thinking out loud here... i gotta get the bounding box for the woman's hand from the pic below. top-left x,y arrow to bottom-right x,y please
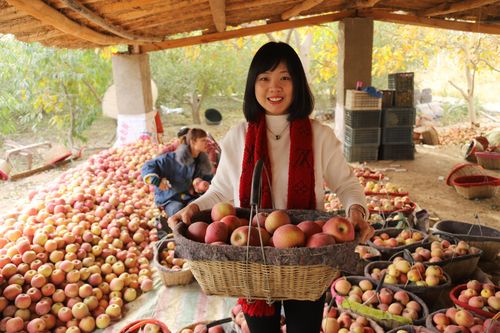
167,203 -> 200,230
348,205 -> 374,244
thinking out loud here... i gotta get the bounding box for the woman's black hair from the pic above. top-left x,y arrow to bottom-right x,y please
243,42 -> 314,122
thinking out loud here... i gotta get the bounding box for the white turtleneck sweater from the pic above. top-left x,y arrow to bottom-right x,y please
192,114 -> 367,215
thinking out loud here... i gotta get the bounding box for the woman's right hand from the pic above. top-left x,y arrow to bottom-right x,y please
167,203 -> 200,230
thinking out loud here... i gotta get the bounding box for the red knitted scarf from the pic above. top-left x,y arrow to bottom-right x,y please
238,114 -> 316,317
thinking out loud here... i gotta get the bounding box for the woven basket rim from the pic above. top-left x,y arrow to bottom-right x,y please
433,220 -> 500,242
445,163 -> 487,186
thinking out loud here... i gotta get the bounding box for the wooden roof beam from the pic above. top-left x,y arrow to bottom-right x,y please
5,0 -> 132,45
421,0 -> 499,17
143,10 -> 355,52
360,9 -> 500,35
281,0 -> 325,20
209,0 -> 226,32
354,0 -> 384,9
59,0 -> 165,42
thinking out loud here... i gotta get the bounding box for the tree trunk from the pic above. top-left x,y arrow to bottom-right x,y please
62,82 -> 75,148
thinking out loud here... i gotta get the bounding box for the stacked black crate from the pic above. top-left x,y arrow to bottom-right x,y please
343,90 -> 382,162
380,73 -> 416,160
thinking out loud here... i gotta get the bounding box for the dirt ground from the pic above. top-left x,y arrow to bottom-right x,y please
1,115 -> 499,228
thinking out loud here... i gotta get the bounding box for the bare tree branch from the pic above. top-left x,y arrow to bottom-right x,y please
448,80 -> 468,100
478,58 -> 500,72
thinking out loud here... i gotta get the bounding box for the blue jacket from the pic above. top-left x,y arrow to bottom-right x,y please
141,144 -> 212,208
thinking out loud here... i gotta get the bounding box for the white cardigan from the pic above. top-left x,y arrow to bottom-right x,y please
193,114 -> 367,215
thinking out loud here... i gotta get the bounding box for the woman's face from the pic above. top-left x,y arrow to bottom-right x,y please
191,136 -> 208,153
254,62 -> 293,115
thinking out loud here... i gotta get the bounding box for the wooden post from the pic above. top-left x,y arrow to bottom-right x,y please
335,18 -> 374,144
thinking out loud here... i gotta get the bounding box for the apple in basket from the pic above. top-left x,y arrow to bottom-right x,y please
211,202 -> 236,221
272,224 -> 305,248
322,217 -> 355,243
251,212 -> 269,228
264,210 -> 291,234
230,226 -> 262,246
306,233 -> 336,248
297,220 -> 322,238
187,222 -> 209,243
205,222 -> 229,244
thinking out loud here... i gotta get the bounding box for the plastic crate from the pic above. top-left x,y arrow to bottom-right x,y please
345,90 -> 382,110
382,107 -> 416,127
379,144 -> 415,160
395,90 -> 414,107
344,143 -> 379,162
381,90 -> 395,108
388,72 -> 414,91
344,126 -> 381,145
344,109 -> 381,128
381,127 -> 414,144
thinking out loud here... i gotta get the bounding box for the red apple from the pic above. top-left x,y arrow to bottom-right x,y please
230,226 -> 261,247
272,224 -> 305,248
297,220 -> 322,238
220,215 -> 241,234
305,233 -> 336,248
204,222 -> 229,244
211,202 -> 236,221
323,217 -> 355,243
186,222 -> 209,243
251,212 -> 268,228
264,210 -> 291,234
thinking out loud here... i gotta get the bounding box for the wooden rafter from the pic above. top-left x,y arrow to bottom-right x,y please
360,9 -> 500,35
354,0 -> 384,9
208,0 -> 226,32
5,0 -> 132,45
281,0 -> 325,20
142,11 -> 355,52
421,0 -> 499,17
59,0 -> 164,42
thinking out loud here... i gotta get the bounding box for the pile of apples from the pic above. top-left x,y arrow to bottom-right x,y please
369,259 -> 448,287
431,307 -> 499,333
455,280 -> 499,314
321,306 -> 380,333
353,168 -> 384,180
364,181 -> 406,195
370,229 -> 426,248
184,203 -> 356,248
332,278 -> 424,321
355,245 -> 381,261
0,139 -> 163,332
366,195 -> 414,213
394,240 -> 481,263
324,193 -> 343,213
158,241 -> 188,271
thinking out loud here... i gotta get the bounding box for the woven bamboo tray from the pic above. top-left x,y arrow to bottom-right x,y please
174,208 -> 359,301
331,276 -> 429,330
363,261 -> 452,304
433,220 -> 500,261
153,238 -> 194,287
476,151 -> 500,170
366,228 -> 429,260
451,175 -> 500,199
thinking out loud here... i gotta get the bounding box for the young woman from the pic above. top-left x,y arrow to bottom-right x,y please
141,128 -> 212,217
168,42 -> 374,333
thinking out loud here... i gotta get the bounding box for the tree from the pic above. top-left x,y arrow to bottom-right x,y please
0,36 -> 113,146
150,40 -> 252,124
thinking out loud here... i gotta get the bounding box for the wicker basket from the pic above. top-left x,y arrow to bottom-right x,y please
345,90 -> 382,110
389,242 -> 482,283
445,163 -> 488,186
476,151 -> 500,170
174,208 -> 359,302
433,220 -> 500,261
153,238 -> 194,287
331,276 -> 429,329
366,228 -> 429,260
451,175 -> 500,199
363,261 -> 452,304
449,284 -> 499,318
